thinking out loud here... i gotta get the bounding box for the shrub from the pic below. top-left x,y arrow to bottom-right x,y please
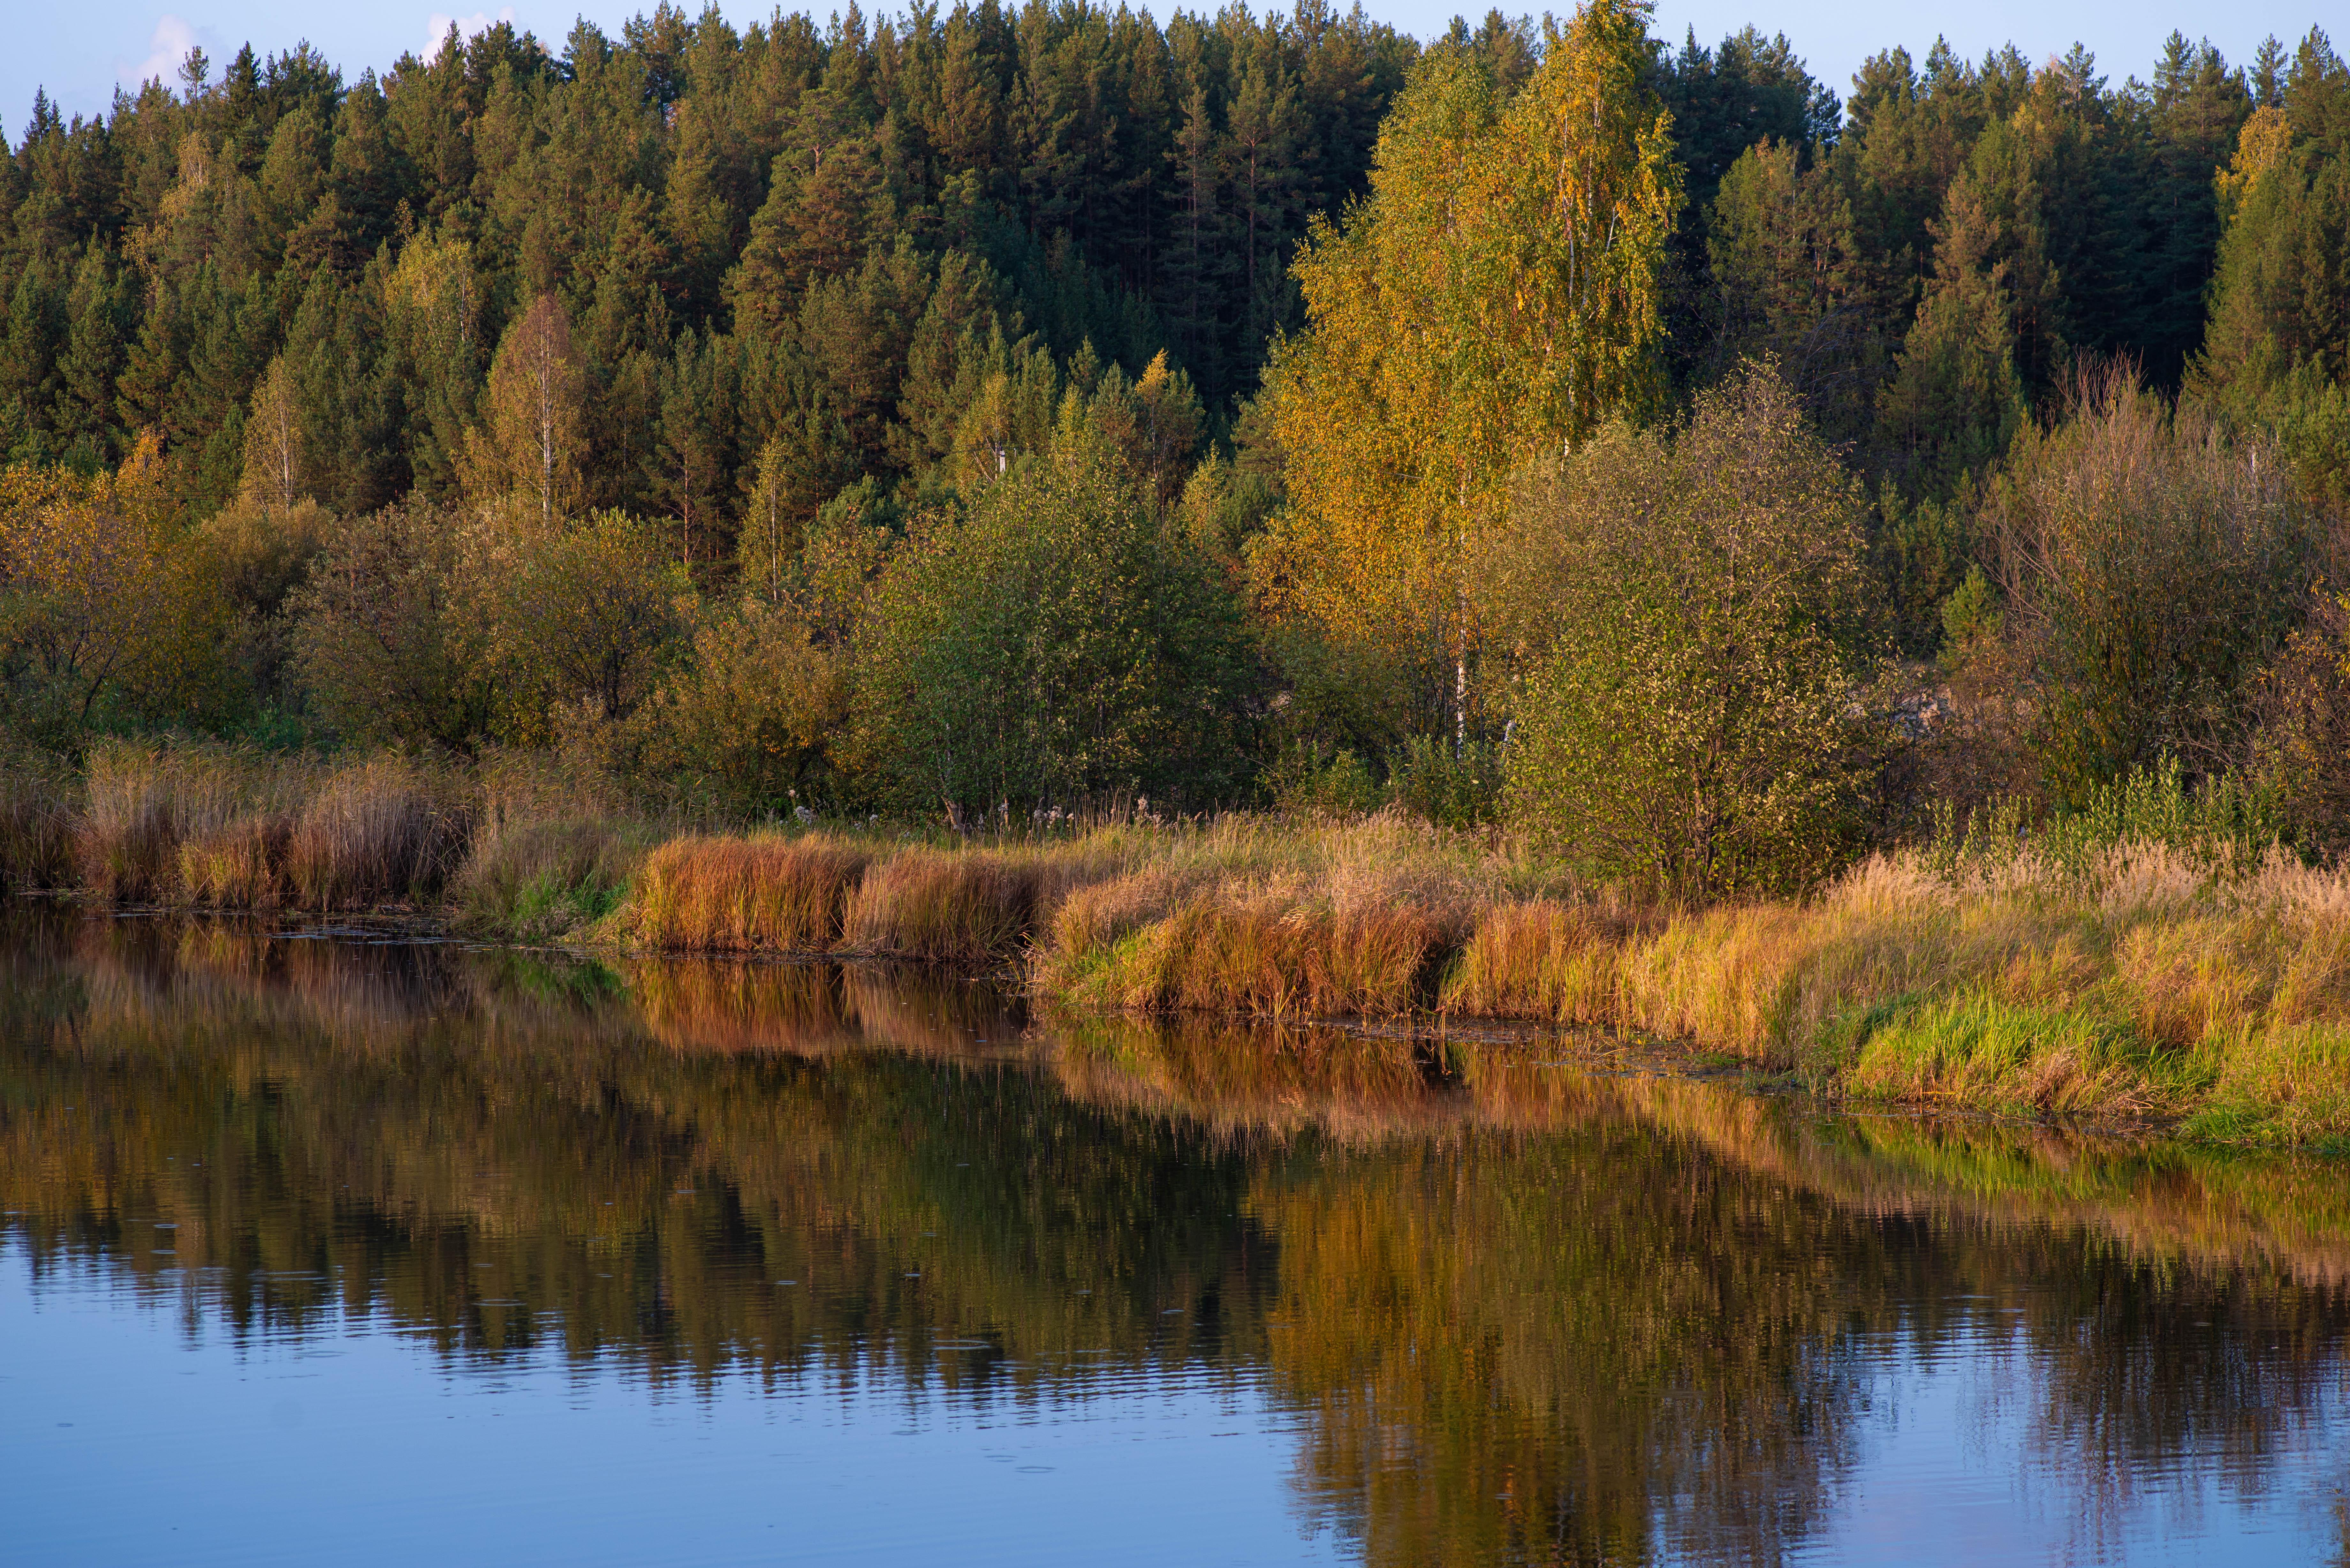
480,509 -> 687,741
1507,363 -> 1877,899
849,428 -> 1252,817
1264,741 -> 1381,819
196,496 -> 330,718
289,501 -> 496,749
1975,365 -> 2316,802
1387,735 -> 1502,830
626,598 -> 845,816
2256,589 -> 2350,852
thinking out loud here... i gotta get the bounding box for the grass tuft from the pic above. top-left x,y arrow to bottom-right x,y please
629,834 -> 870,951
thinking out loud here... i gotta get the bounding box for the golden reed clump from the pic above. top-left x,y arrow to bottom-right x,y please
632,836 -> 872,951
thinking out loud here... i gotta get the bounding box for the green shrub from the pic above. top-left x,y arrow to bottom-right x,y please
1388,735 -> 1501,829
849,423 -> 1253,817
1265,741 -> 1381,818
1507,363 -> 1877,898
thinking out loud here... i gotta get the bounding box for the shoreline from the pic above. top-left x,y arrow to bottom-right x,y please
11,879 -> 2329,1156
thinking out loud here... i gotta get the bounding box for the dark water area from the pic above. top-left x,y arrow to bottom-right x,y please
6,907 -> 2350,1566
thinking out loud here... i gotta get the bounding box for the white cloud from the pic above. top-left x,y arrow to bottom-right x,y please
425,8 -> 519,59
118,14 -> 198,95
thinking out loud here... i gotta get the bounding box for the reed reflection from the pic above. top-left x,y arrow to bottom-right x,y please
4,907 -> 2347,1565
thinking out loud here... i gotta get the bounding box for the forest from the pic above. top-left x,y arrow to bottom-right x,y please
1,0 -> 2348,901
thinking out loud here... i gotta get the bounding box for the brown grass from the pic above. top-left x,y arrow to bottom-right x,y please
1025,830 -> 2350,1140
842,847 -> 1047,963
632,835 -> 871,951
30,740 -> 2350,1143
57,739 -> 467,912
78,741 -> 314,903
0,750 -> 80,890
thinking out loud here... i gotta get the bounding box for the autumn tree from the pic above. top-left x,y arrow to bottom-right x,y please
1253,0 -> 1680,747
460,294 -> 586,528
289,500 -> 497,748
1976,366 -> 2316,801
239,356 -> 305,508
0,433 -> 232,734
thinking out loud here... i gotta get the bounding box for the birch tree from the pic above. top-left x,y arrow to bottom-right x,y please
1253,0 -> 1680,745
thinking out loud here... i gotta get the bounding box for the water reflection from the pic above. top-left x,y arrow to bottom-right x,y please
5,905 -> 2349,1565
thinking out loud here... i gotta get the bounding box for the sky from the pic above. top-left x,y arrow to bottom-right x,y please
3,0 -> 2335,146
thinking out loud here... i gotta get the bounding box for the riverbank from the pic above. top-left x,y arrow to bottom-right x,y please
6,739 -> 2347,1149
623,818 -> 2349,1149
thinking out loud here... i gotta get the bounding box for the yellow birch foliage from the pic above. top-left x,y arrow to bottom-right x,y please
1253,0 -> 1679,724
0,431 -> 230,726
459,294 -> 586,528
239,355 -> 305,508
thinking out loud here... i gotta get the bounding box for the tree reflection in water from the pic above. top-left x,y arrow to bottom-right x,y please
4,906 -> 2347,1564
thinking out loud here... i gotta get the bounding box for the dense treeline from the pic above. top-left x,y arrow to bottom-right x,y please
0,0 -> 1420,504
3,0 -> 2349,897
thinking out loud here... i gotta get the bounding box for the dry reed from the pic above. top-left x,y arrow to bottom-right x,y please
842,846 -> 1047,963
289,755 -> 460,909
0,750 -> 80,889
60,739 -> 467,912
631,835 -> 871,951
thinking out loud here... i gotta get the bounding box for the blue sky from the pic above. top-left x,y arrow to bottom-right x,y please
5,0 -> 2334,144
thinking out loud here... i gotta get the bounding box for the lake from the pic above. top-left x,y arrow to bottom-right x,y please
5,906 -> 2348,1566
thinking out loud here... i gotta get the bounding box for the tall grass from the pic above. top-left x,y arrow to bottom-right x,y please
57,739 -> 468,913
80,741 -> 315,904
632,835 -> 870,951
288,754 -> 464,909
596,804 -> 2350,1142
0,749 -> 80,890
20,738 -> 2350,1142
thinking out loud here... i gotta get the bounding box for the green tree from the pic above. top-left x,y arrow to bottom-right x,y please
1704,138 -> 1872,435
53,245 -> 129,466
2191,106 -> 2349,423
481,509 -> 686,737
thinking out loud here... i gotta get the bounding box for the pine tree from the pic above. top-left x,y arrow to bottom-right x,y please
2143,35 -> 2252,384
1705,139 -> 1873,436
53,243 -> 127,464
0,259 -> 64,460
648,325 -> 740,570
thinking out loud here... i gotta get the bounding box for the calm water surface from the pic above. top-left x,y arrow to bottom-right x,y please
6,908 -> 2349,1565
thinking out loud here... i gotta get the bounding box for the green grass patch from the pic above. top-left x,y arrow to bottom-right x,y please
1848,992 -> 2166,1118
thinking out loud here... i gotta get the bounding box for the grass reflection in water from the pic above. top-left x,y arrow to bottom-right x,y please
4,904 -> 2348,1566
